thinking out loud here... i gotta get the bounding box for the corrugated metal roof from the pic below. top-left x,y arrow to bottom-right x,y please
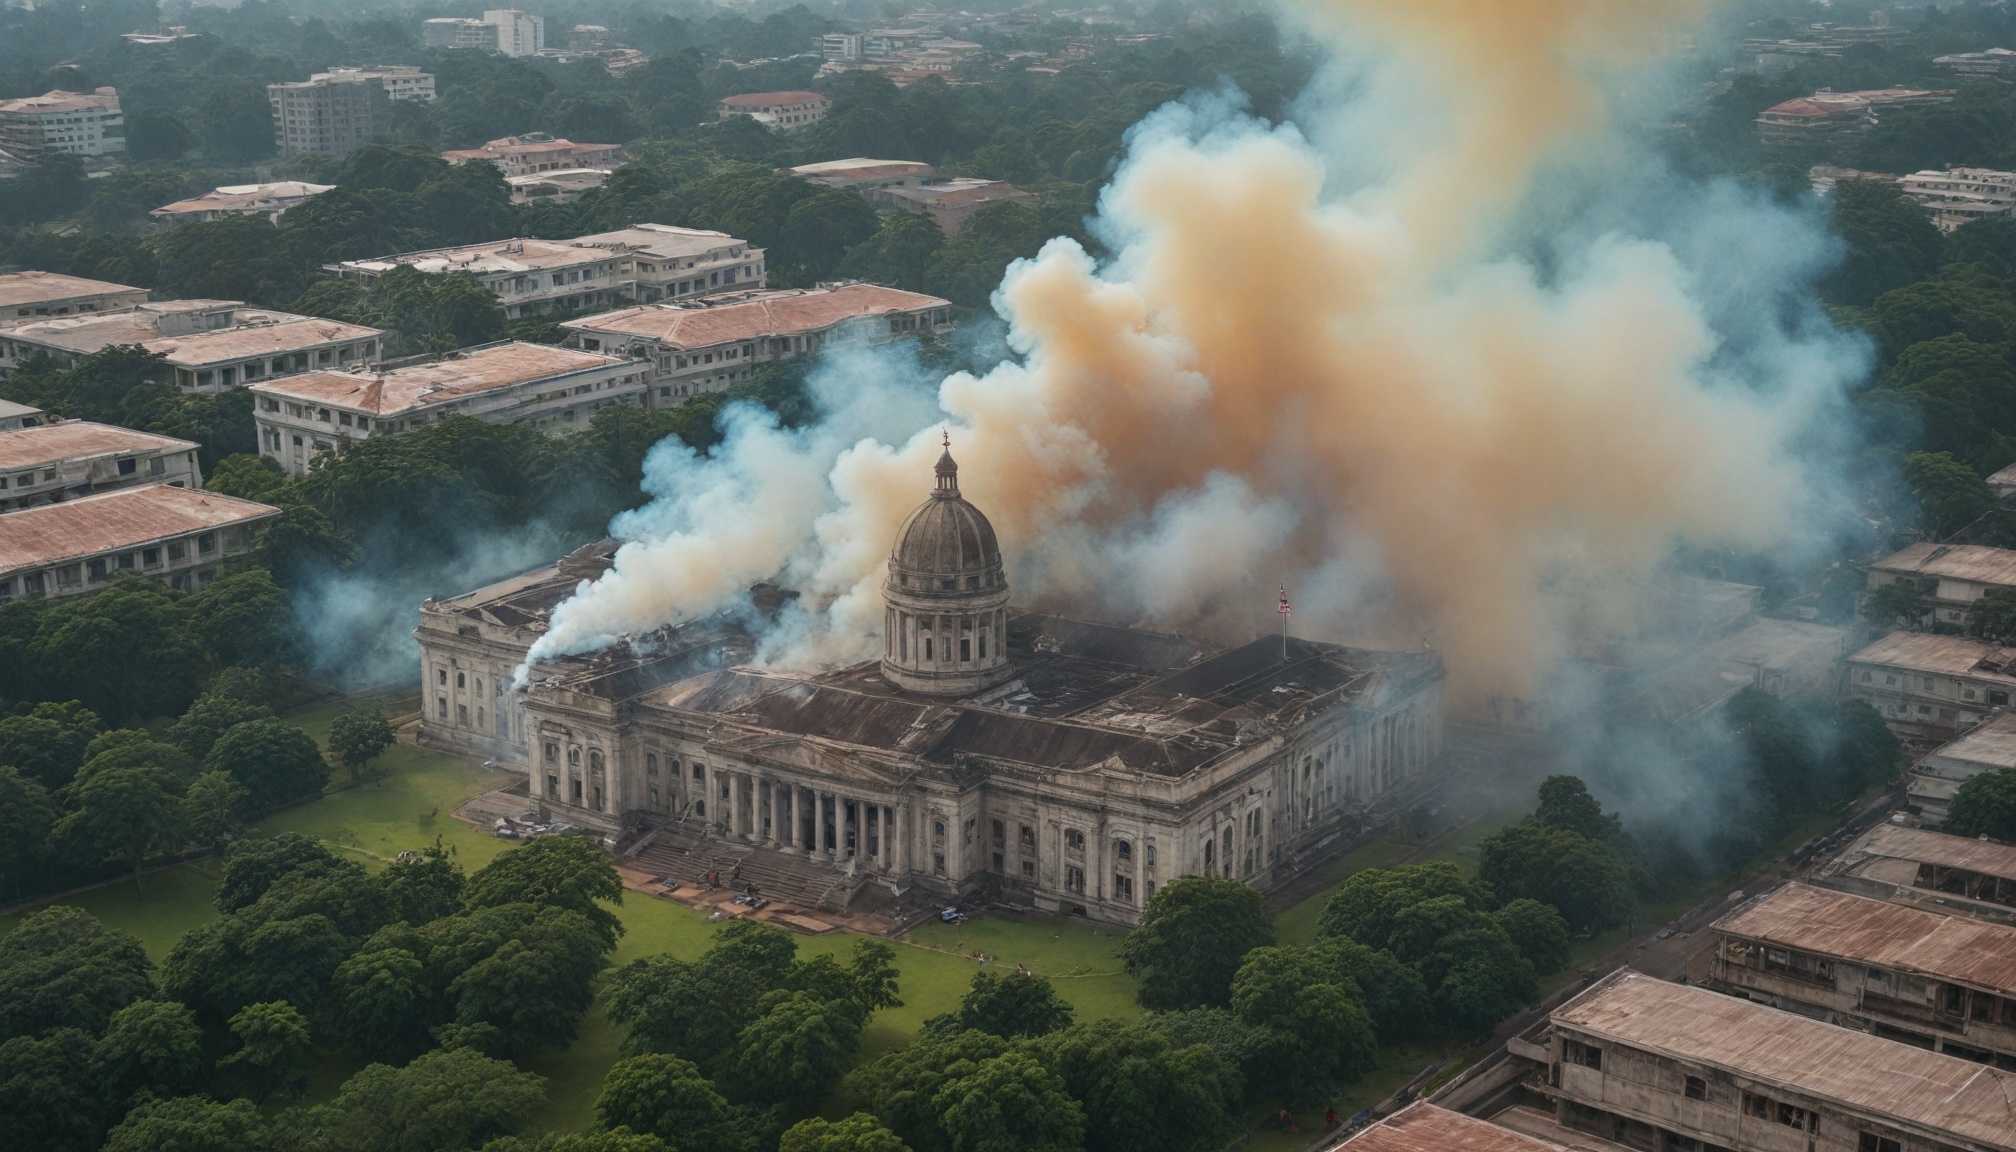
0,421 -> 195,470
1340,1104 -> 1574,1151
1873,542 -> 2016,587
0,270 -> 143,309
1716,882 -> 2016,992
1555,972 -> 2016,1148
565,283 -> 947,350
1846,630 -> 2016,683
1836,824 -> 2016,885
0,484 -> 279,573
246,342 -> 629,416
1922,710 -> 2016,771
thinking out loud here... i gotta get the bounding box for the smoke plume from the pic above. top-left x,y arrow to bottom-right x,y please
530,1 -> 1858,707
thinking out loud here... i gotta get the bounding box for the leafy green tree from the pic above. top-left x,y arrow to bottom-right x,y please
214,832 -> 350,912
1530,776 -> 1624,844
1905,451 -> 1998,539
439,904 -> 613,1055
730,990 -> 859,1105
220,999 -> 313,1103
925,201 -> 1053,308
483,1130 -> 671,1152
951,969 -> 1074,1039
1118,875 -> 1274,1010
93,998 -> 206,1104
380,844 -> 466,925
464,834 -> 625,946
838,212 -> 946,291
1419,924 -> 1537,1032
24,579 -> 209,724
1034,1019 -> 1239,1152
1824,179 -> 1945,306
934,1050 -> 1084,1152
847,1029 -> 1011,1152
1947,768 -> 2016,841
594,1054 -> 752,1152
205,453 -> 292,502
0,700 -> 103,789
145,215 -> 299,304
329,943 -> 433,1064
102,1095 -> 268,1152
188,569 -> 294,668
1313,861 -> 1490,954
1307,938 -> 1429,1044
782,1114 -> 912,1152
1863,579 -> 1928,629
1491,899 -> 1573,976
256,502 -> 356,589
54,764 -> 185,892
329,706 -> 398,786
1867,335 -> 2016,458
1476,823 -> 1632,935
774,187 -> 882,284
79,730 -> 201,783
168,691 -> 274,761
0,906 -> 153,1041
0,766 -> 55,898
1228,945 -> 1378,1105
0,1027 -> 103,1152
1972,590 -> 2016,643
204,719 -> 329,810
1869,263 -> 2016,358
276,1046 -> 544,1152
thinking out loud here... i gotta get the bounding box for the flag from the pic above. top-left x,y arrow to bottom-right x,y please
1278,586 -> 1291,616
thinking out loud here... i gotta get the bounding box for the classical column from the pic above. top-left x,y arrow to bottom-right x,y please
784,784 -> 798,850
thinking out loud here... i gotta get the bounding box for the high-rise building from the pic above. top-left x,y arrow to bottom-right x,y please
267,75 -> 378,158
0,88 -> 125,162
421,18 -> 497,49
311,66 -> 435,102
483,9 -> 545,57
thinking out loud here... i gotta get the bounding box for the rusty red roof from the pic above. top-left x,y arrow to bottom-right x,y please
0,484 -> 280,574
1715,881 -> 2016,992
1340,1104 -> 1575,1152
719,90 -> 828,107
564,284 -> 946,350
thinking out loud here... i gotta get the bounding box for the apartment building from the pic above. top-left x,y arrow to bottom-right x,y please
506,168 -> 609,203
561,283 -> 953,403
422,18 -> 497,49
717,90 -> 831,130
1905,712 -> 2016,826
0,299 -> 383,391
0,271 -> 148,320
1816,823 -> 2016,923
1867,543 -> 2016,629
1844,630 -> 2016,741
484,9 -> 545,57
148,181 -> 333,227
0,422 -> 200,511
1539,970 -> 2016,1152
268,74 -> 378,158
0,88 -> 125,162
442,133 -> 625,177
1708,882 -> 2016,1066
313,65 -> 434,102
570,224 -> 763,303
247,341 -> 643,474
0,484 -> 280,603
874,178 -> 1039,235
1900,168 -> 2016,231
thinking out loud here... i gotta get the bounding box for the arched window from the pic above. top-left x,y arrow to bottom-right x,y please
567,746 -> 580,766
1204,839 -> 1215,866
1115,840 -> 1132,862
646,753 -> 658,777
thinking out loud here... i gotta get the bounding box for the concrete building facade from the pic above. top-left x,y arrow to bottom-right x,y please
1905,712 -> 2016,826
0,300 -> 383,391
718,90 -> 831,130
0,484 -> 280,603
422,18 -> 497,49
148,181 -> 333,227
1866,542 -> 2016,630
1816,824 -> 2016,923
0,88 -> 125,162
0,421 -> 200,511
0,271 -> 148,320
1844,630 -> 2016,742
313,65 -> 434,102
268,75 -> 378,158
442,133 -> 624,177
483,10 -> 545,57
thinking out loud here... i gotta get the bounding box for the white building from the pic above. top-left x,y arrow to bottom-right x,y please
562,283 -> 950,403
1900,167 -> 2016,232
268,75 -> 377,158
0,299 -> 383,391
1845,630 -> 2016,741
0,88 -> 125,162
246,341 -> 645,474
1910,712 -> 2016,826
1935,47 -> 2016,76
148,181 -> 333,227
0,271 -> 148,320
483,9 -> 545,57
422,18 -> 497,49
0,400 -> 42,432
1866,542 -> 2016,630
0,421 -> 201,512
717,90 -> 831,130
312,66 -> 435,102
0,484 -> 280,602
507,168 -> 610,204
442,133 -> 625,177
566,224 -> 764,304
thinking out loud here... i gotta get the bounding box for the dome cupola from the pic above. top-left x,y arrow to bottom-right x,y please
882,434 -> 1013,696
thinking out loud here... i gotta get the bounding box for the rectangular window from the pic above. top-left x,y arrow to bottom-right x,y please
197,533 -> 215,554
117,457 -> 136,475
546,774 -> 559,798
1065,865 -> 1086,893
1022,860 -> 1035,878
1685,1076 -> 1706,1100
1114,874 -> 1133,901
1859,1136 -> 1901,1152
572,777 -> 583,801
1564,1040 -> 1603,1070
437,697 -> 448,718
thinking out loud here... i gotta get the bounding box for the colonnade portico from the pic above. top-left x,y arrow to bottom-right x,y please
703,764 -> 906,873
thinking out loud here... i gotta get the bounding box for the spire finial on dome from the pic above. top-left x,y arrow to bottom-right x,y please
934,428 -> 959,497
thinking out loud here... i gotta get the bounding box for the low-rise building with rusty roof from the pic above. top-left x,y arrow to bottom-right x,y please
1908,711 -> 2016,823
562,283 -> 952,404
148,181 -> 333,227
442,132 -> 624,177
415,449 -> 1445,925
1539,969 -> 2016,1152
1867,542 -> 2016,631
0,270 -> 149,321
716,90 -> 830,130
1844,630 -> 2016,742
1337,1103 -> 1600,1151
0,299 -> 383,391
0,484 -> 279,603
246,341 -> 645,475
1707,882 -> 2016,1064
0,421 -> 200,511
873,177 -> 1040,235
781,157 -> 935,192
1816,822 -> 2016,924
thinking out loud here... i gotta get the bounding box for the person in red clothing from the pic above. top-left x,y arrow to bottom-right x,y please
1324,1108 -> 1342,1128
1277,1110 -> 1299,1133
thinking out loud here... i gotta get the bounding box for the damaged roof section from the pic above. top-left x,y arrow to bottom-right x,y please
1714,882 -> 2016,994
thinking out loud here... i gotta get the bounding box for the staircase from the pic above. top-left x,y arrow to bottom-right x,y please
628,821 -> 880,912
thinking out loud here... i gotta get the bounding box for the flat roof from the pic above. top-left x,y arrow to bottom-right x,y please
246,342 -> 630,416
0,271 -> 144,310
0,399 -> 41,419
333,236 -> 625,276
1339,1104 -> 1574,1151
0,485 -> 280,574
1555,971 -> 2016,1148
0,421 -> 196,471
1846,630 -> 2016,684
783,158 -> 932,180
443,136 -> 618,160
0,89 -> 117,115
1873,542 -> 2016,587
0,304 -> 380,365
564,283 -> 947,350
1924,710 -> 2016,771
151,182 -> 332,216
1716,881 -> 2016,992
1825,823 -> 2016,886
570,224 -> 748,261
720,90 -> 828,106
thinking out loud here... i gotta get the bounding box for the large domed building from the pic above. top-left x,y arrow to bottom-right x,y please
415,447 -> 1446,926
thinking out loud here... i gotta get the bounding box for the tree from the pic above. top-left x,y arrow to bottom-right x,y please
1491,899 -> 1573,976
205,719 -> 329,810
0,766 -> 56,899
0,1027 -> 103,1152
951,969 -> 1074,1038
54,764 -> 185,892
932,1050 -> 1085,1152
1947,768 -> 2016,841
1420,925 -> 1537,1032
464,833 -> 625,946
103,1095 -> 268,1152
220,999 -> 313,1103
1825,179 -> 1945,306
774,187 -> 882,284
1904,451 -> 1997,539
79,730 -> 200,784
1476,823 -> 1632,936
380,844 -> 466,924
24,579 -> 209,724
925,202 -> 1052,308
206,453 -> 291,502
781,1114 -> 913,1152
329,943 -> 433,1064
593,1054 -> 752,1152
0,700 -> 103,789
838,212 -> 945,291
93,998 -> 206,1104
1033,1019 -> 1240,1152
182,771 -> 251,852
1307,938 -> 1430,1044
1863,579 -> 1928,629
1530,776 -> 1623,844
1313,861 -> 1490,954
276,1046 -> 544,1152
483,1131 -> 671,1152
1118,875 -> 1274,1010
214,832 -> 351,912
730,990 -> 859,1105
187,569 -> 294,668
329,706 -> 398,786
0,905 -> 154,1041
847,1030 -> 1012,1152
168,691 -> 274,761
1228,945 -> 1378,1105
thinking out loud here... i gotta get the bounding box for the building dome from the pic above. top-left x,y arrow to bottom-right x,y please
882,437 -> 1013,696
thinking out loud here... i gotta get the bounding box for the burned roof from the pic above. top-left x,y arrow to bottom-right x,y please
1715,882 -> 2016,993
1824,823 -> 2016,887
428,539 -> 620,633
1340,1104 -> 1578,1152
1554,971 -> 2016,1148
